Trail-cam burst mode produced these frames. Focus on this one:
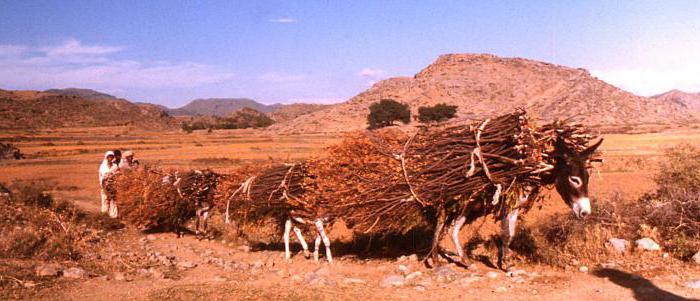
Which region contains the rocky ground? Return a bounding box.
[16,228,700,301]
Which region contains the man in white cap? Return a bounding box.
[119,150,139,171]
[99,151,119,217]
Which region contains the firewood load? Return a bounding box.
[225,163,313,224]
[115,167,219,231]
[303,109,599,234]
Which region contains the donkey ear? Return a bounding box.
[580,138,603,158]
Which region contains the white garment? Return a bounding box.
[99,151,119,217]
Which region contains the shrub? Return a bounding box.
[417,103,457,123]
[367,99,411,129]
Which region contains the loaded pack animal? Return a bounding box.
[224,163,333,262]
[271,110,602,270]
[116,168,220,238]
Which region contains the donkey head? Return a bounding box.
[552,138,603,219]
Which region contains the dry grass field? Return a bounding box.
[1,126,699,300]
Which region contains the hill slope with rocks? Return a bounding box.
[270,54,694,133]
[0,89,175,130]
[651,90,700,117]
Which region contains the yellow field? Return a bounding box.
[3,126,700,212]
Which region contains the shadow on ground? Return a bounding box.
[593,268,696,301]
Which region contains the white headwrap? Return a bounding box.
[99,151,117,185]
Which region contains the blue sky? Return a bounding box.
[1,1,699,107]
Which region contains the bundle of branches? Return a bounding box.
[115,167,219,231]
[311,109,597,234]
[226,163,311,224]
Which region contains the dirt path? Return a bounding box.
[39,229,699,301]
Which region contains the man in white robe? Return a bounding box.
[99,151,119,217]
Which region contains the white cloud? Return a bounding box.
[0,39,234,90]
[41,38,122,56]
[259,72,306,84]
[592,68,700,96]
[358,68,386,86]
[269,17,297,23]
[359,68,385,78]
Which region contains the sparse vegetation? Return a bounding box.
[417,103,457,123]
[180,108,275,132]
[367,99,411,129]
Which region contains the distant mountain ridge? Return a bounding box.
[270,53,696,133]
[43,88,118,100]
[0,89,175,130]
[167,98,283,116]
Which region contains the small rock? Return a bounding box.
[213,275,227,282]
[397,264,410,275]
[601,262,616,269]
[291,275,303,282]
[414,285,426,292]
[305,273,328,286]
[137,268,151,277]
[692,251,700,265]
[265,257,275,268]
[380,275,405,288]
[635,238,661,251]
[113,272,131,281]
[608,238,629,253]
[62,267,87,279]
[177,261,197,269]
[276,269,289,278]
[579,266,589,273]
[494,286,507,293]
[511,276,526,284]
[35,264,62,277]
[486,271,500,279]
[662,252,670,259]
[458,276,481,286]
[313,266,330,276]
[149,268,165,279]
[685,279,700,289]
[405,271,423,280]
[506,269,526,277]
[343,277,367,285]
[407,254,419,262]
[146,234,157,241]
[238,245,251,253]
[203,250,213,257]
[252,260,264,269]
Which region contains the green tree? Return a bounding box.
[417,103,458,123]
[367,99,411,129]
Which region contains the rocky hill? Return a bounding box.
[651,90,700,117]
[168,98,283,116]
[0,89,175,130]
[267,103,330,123]
[270,54,695,133]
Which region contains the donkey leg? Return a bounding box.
[283,219,293,261]
[451,215,470,266]
[313,235,321,262]
[293,226,311,258]
[195,208,202,237]
[425,209,447,267]
[315,219,332,263]
[498,208,520,271]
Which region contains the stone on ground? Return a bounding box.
[380,275,405,288]
[62,267,87,279]
[35,264,63,277]
[635,238,661,251]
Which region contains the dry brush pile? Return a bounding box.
[115,167,219,232]
[0,181,121,297]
